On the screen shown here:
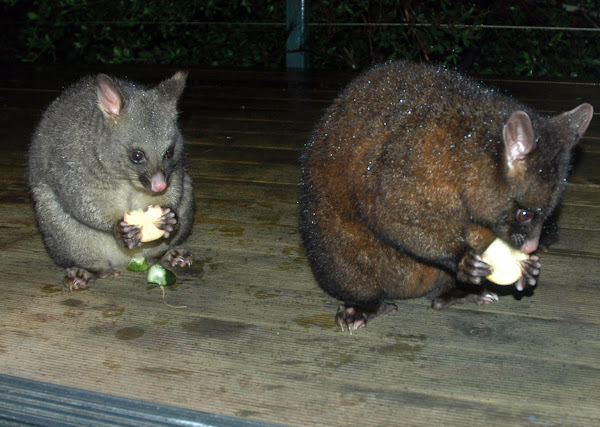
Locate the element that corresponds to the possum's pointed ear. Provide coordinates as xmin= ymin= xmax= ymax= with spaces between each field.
xmin=157 ymin=70 xmax=188 ymax=102
xmin=554 ymin=103 xmax=594 ymax=148
xmin=502 ymin=110 xmax=535 ymax=170
xmin=96 ymin=74 xmax=123 ymax=119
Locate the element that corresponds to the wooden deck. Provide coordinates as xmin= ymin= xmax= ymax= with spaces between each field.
xmin=0 ymin=65 xmax=599 ymax=426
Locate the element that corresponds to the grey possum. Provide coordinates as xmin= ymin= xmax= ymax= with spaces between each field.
xmin=299 ymin=60 xmax=593 ymax=330
xmin=28 ymin=71 xmax=195 ymax=290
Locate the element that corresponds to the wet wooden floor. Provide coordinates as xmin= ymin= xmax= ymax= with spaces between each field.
xmin=0 ymin=65 xmax=599 ymax=426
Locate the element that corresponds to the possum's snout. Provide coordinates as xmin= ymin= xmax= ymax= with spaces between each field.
xmin=150 ymin=171 xmax=167 ymax=192
xmin=140 ymin=170 xmax=167 ymax=193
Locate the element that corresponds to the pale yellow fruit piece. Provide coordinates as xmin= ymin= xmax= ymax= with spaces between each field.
xmin=481 ymin=238 xmax=529 ymax=285
xmin=123 ymin=205 xmax=165 ymax=242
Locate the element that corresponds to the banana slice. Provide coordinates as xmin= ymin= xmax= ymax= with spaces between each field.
xmin=481 ymin=238 xmax=529 ymax=285
xmin=123 ymin=205 xmax=165 ymax=242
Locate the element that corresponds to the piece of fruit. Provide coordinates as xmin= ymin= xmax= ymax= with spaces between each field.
xmin=123 ymin=205 xmax=165 ymax=242
xmin=147 ymin=263 xmax=177 ymax=287
xmin=127 ymin=256 xmax=149 ymax=272
xmin=481 ymin=238 xmax=529 ymax=285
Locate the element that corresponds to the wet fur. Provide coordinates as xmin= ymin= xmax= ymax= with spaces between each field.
xmin=299 ymin=61 xmax=592 ymax=328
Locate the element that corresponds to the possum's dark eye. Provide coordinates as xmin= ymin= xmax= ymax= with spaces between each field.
xmin=130 ymin=150 xmax=145 ymax=163
xmin=164 ymin=146 xmax=175 ymax=159
xmin=516 ymin=209 xmax=533 ymax=223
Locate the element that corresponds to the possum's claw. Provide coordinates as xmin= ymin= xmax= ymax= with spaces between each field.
xmin=336 ymin=305 xmax=367 ymax=332
xmin=515 ymin=255 xmax=541 ymax=291
xmin=335 ymin=302 xmax=398 ymax=332
xmin=156 ymin=207 xmax=178 ymax=238
xmin=457 ymin=251 xmax=491 ymax=285
xmin=160 ymin=248 xmax=192 ymax=268
xmin=63 ymin=268 xmax=120 ymax=291
xmin=64 ymin=268 xmax=95 ymax=290
xmin=114 ymin=220 xmax=143 ymax=249
xmin=479 ymin=292 xmax=500 ymax=304
xmin=432 ymin=289 xmax=499 ymax=309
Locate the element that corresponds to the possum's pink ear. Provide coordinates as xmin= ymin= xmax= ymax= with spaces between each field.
xmin=503 ymin=110 xmax=535 ymax=170
xmin=96 ymin=74 xmax=123 ymax=118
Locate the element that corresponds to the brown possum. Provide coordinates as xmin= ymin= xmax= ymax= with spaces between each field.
xmin=27 ymin=72 xmax=195 ymax=290
xmin=299 ymin=61 xmax=593 ymax=330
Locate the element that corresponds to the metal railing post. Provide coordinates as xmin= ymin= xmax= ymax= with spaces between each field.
xmin=286 ymin=0 xmax=310 ymax=69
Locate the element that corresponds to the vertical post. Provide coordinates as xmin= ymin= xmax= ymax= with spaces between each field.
xmin=286 ymin=0 xmax=310 ymax=70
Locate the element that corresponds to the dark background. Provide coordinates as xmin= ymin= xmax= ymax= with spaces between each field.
xmin=1 ymin=0 xmax=599 ymax=79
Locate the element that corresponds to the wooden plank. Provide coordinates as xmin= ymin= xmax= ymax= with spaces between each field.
xmin=187 ymin=134 xmax=306 ymax=151
xmin=563 ymin=185 xmax=600 ymax=207
xmin=0 ymin=227 xmax=598 ymax=426
xmin=556 ymin=205 xmax=600 ymax=230
xmin=1 ymin=67 xmax=599 ymax=426
xmin=1 ymin=201 xmax=597 ymax=319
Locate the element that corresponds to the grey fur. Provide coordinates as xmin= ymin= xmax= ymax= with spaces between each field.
xmin=27 ymin=72 xmax=194 ymax=280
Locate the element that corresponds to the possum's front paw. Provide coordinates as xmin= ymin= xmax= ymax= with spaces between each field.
xmin=114 ymin=220 xmax=143 ymax=249
xmin=123 ymin=206 xmax=165 ymax=242
xmin=155 ymin=207 xmax=178 ymax=238
xmin=457 ymin=251 xmax=491 ymax=285
xmin=515 ymin=255 xmax=541 ymax=291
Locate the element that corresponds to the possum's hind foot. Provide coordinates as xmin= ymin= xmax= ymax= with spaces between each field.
xmin=431 ymin=288 xmax=498 ymax=310
xmin=63 ymin=268 xmax=120 ymax=291
xmin=336 ymin=301 xmax=398 ymax=332
xmin=159 ymin=248 xmax=192 ymax=268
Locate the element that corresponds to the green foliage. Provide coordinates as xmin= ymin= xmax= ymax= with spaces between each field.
xmin=0 ymin=0 xmax=286 ymax=67
xmin=309 ymin=0 xmax=600 ymax=79
xmin=1 ymin=0 xmax=599 ymax=79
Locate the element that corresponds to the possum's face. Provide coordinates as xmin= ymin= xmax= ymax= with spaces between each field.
xmin=486 ymin=104 xmax=592 ymax=254
xmin=491 ymin=119 xmax=574 ymax=254
xmin=125 ymin=135 xmax=184 ymax=193
xmin=116 ymin=95 xmax=185 ymax=193
xmin=491 ymin=190 xmax=556 ymax=255
xmin=95 ymin=72 xmax=187 ymax=194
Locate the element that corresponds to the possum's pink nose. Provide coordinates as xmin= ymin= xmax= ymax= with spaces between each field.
xmin=521 ymin=238 xmax=539 ymax=254
xmin=150 ymin=171 xmax=167 ymax=192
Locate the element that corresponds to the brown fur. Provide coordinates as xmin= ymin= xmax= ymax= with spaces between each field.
xmin=299 ymin=61 xmax=592 ymax=329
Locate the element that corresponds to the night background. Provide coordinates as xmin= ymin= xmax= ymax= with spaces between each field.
xmin=1 ymin=0 xmax=599 ymax=79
